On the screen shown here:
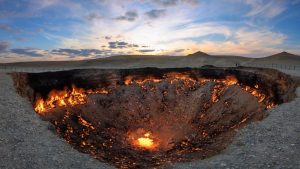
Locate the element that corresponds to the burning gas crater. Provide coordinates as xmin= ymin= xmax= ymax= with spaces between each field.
xmin=12 ymin=68 xmax=296 ymax=169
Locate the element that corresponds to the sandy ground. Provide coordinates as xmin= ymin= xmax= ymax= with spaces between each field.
xmin=0 ymin=67 xmax=299 ymax=169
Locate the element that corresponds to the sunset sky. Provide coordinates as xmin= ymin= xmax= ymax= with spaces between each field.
xmin=0 ymin=0 xmax=300 ymax=62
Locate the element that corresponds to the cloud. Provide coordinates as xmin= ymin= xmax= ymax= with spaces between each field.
xmin=0 ymin=11 xmax=34 ymax=18
xmin=137 ymin=49 xmax=156 ymax=53
xmin=1 ymin=47 xmax=114 ymax=62
xmin=0 ymin=24 xmax=14 ymax=32
xmin=153 ymin=0 xmax=178 ymax=6
xmin=245 ymin=0 xmax=287 ymax=18
xmin=194 ymin=27 xmax=287 ymax=57
xmin=0 ymin=0 xmax=59 ymax=18
xmin=125 ymin=22 xmax=232 ymax=47
xmin=104 ymin=36 xmax=112 ymax=40
xmin=33 ymin=0 xmax=60 ymax=9
xmin=51 ymin=48 xmax=109 ymax=57
xmin=145 ymin=9 xmax=166 ymax=19
xmin=10 ymin=48 xmax=47 ymax=57
xmin=115 ymin=11 xmax=138 ymax=21
xmin=0 ymin=24 xmax=20 ymax=33
xmin=235 ymin=28 xmax=286 ymax=47
xmin=108 ymin=41 xmax=139 ymax=49
xmin=15 ymin=37 xmax=27 ymax=42
xmin=86 ymin=13 xmax=102 ymax=22
xmin=181 ymin=0 xmax=199 ymax=5
xmin=174 ymin=49 xmax=185 ymax=53
xmin=2 ymin=0 xmax=297 ymax=62
xmin=53 ymin=0 xmax=290 ymax=58
xmin=0 ymin=41 xmax=10 ymax=52
xmin=152 ymin=0 xmax=199 ymax=7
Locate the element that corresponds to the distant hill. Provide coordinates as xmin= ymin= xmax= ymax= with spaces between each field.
xmin=250 ymin=52 xmax=300 ymax=65
xmin=0 ymin=51 xmax=299 ymax=69
xmin=261 ymin=52 xmax=300 ymax=60
xmin=187 ymin=51 xmax=210 ymax=57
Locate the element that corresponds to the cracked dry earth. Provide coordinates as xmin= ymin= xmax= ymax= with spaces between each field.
xmin=0 ymin=71 xmax=300 ymax=169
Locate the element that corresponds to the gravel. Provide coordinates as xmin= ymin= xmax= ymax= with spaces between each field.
xmin=0 ymin=70 xmax=299 ymax=169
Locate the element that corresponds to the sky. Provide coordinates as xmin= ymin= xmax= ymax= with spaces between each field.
xmin=0 ymin=0 xmax=300 ymax=62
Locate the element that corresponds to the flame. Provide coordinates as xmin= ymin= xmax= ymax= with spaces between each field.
xmin=124 ymin=75 xmax=162 ymax=86
xmin=34 ymin=74 xmax=275 ymax=115
xmin=129 ymin=130 xmax=159 ymax=151
xmin=223 ymin=75 xmax=238 ymax=86
xmin=78 ymin=115 xmax=95 ymax=130
xmin=267 ymin=102 xmax=276 ymax=109
xmin=242 ymin=85 xmax=266 ymax=103
xmin=166 ymin=73 xmax=197 ymax=85
xmin=34 ymin=85 xmax=108 ymax=114
xmin=211 ymin=84 xmax=225 ymax=103
xmin=137 ymin=133 xmax=154 ymax=148
xmin=34 ymin=98 xmax=45 ymax=113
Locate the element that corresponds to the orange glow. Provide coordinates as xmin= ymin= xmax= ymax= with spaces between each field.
xmin=34 ymin=98 xmax=45 ymax=113
xmin=124 ymin=75 xmax=162 ymax=86
xmin=137 ymin=136 xmax=154 ymax=148
xmin=34 ymin=74 xmax=275 ymax=115
xmin=135 ymin=132 xmax=157 ymax=150
xmin=224 ymin=75 xmax=238 ymax=85
xmin=34 ymin=85 xmax=109 ymax=114
xmin=129 ymin=130 xmax=159 ymax=151
xmin=211 ymin=84 xmax=224 ymax=103
xmin=242 ymin=85 xmax=266 ymax=103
